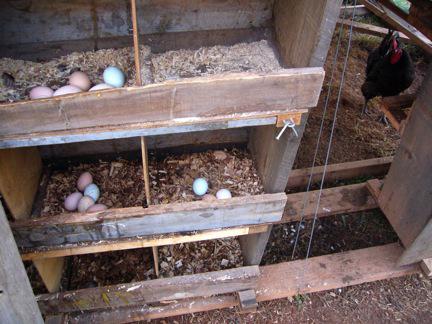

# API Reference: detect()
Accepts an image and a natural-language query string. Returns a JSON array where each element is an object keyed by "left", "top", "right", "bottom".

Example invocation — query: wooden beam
[
  {"left": 0, "top": 147, "right": 64, "bottom": 292},
  {"left": 0, "top": 68, "right": 324, "bottom": 148},
  {"left": 340, "top": 5, "right": 370, "bottom": 17},
  {"left": 237, "top": 289, "right": 258, "bottom": 313},
  {"left": 420, "top": 258, "right": 432, "bottom": 277},
  {"left": 19, "top": 182, "right": 376, "bottom": 261},
  {"left": 12, "top": 193, "right": 287, "bottom": 248},
  {"left": 0, "top": 202, "right": 44, "bottom": 324},
  {"left": 379, "top": 65, "right": 432, "bottom": 265},
  {"left": 60, "top": 244, "right": 419, "bottom": 322},
  {"left": 337, "top": 19, "right": 412, "bottom": 43},
  {"left": 360, "top": 0, "right": 432, "bottom": 55},
  {"left": 37, "top": 266, "right": 260, "bottom": 314},
  {"left": 0, "top": 147, "right": 42, "bottom": 219},
  {"left": 20, "top": 225, "right": 269, "bottom": 261},
  {"left": 286, "top": 156, "right": 393, "bottom": 190}
]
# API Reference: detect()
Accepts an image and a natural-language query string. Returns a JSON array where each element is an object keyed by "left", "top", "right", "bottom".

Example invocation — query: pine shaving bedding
[
  {"left": 0, "top": 40, "right": 281, "bottom": 102},
  {"left": 151, "top": 40, "right": 281, "bottom": 82},
  {"left": 0, "top": 45, "right": 151, "bottom": 102},
  {"left": 149, "top": 148, "right": 264, "bottom": 204}
]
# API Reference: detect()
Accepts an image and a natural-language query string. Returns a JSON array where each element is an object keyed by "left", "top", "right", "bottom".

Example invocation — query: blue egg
[
  {"left": 103, "top": 66, "right": 125, "bottom": 88},
  {"left": 193, "top": 178, "right": 208, "bottom": 196},
  {"left": 84, "top": 183, "right": 100, "bottom": 202}
]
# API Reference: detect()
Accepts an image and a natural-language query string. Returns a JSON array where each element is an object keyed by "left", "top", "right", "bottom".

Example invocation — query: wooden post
[
  {"left": 0, "top": 201, "right": 44, "bottom": 324},
  {"left": 240, "top": 0, "right": 341, "bottom": 266},
  {"left": 0, "top": 147, "right": 64, "bottom": 292},
  {"left": 378, "top": 65, "right": 432, "bottom": 266}
]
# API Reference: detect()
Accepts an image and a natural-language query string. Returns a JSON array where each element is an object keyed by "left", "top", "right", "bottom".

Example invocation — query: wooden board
[
  {"left": 60, "top": 243, "right": 419, "bottom": 322},
  {"left": 12, "top": 193, "right": 287, "bottom": 248},
  {"left": 360, "top": 0, "right": 432, "bottom": 55},
  {"left": 274, "top": 0, "right": 342, "bottom": 67},
  {"left": 0, "top": 147, "right": 42, "bottom": 220},
  {"left": 0, "top": 202, "right": 44, "bottom": 324},
  {"left": 379, "top": 65, "right": 432, "bottom": 265},
  {"left": 0, "top": 68, "right": 324, "bottom": 148},
  {"left": 286, "top": 156, "right": 393, "bottom": 190},
  {"left": 337, "top": 19, "right": 412, "bottom": 43},
  {"left": 37, "top": 265, "right": 260, "bottom": 314},
  {"left": 19, "top": 182, "right": 377, "bottom": 260},
  {"left": 20, "top": 225, "right": 269, "bottom": 261}
]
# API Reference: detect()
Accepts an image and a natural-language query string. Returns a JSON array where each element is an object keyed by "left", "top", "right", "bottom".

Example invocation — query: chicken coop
[{"left": 1, "top": 0, "right": 431, "bottom": 323}]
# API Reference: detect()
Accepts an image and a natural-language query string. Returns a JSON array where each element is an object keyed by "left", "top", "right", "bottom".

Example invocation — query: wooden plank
[
  {"left": 0, "top": 202, "right": 44, "bottom": 324},
  {"left": 19, "top": 182, "right": 376, "bottom": 260},
  {"left": 37, "top": 266, "right": 260, "bottom": 314},
  {"left": 0, "top": 147, "right": 64, "bottom": 293},
  {"left": 65, "top": 243, "right": 419, "bottom": 322},
  {"left": 33, "top": 258, "right": 65, "bottom": 293},
  {"left": 38, "top": 128, "right": 249, "bottom": 159},
  {"left": 237, "top": 289, "right": 258, "bottom": 313},
  {"left": 20, "top": 225, "right": 269, "bottom": 261},
  {"left": 0, "top": 147, "right": 42, "bottom": 219},
  {"left": 286, "top": 156, "right": 393, "bottom": 190},
  {"left": 337, "top": 19, "right": 412, "bottom": 43},
  {"left": 276, "top": 113, "right": 303, "bottom": 127},
  {"left": 360, "top": 0, "right": 432, "bottom": 55},
  {"left": 12, "top": 193, "right": 287, "bottom": 248},
  {"left": 379, "top": 65, "right": 432, "bottom": 265},
  {"left": 131, "top": 0, "right": 142, "bottom": 87},
  {"left": 275, "top": 0, "right": 342, "bottom": 67},
  {"left": 420, "top": 258, "right": 432, "bottom": 277},
  {"left": 0, "top": 68, "right": 324, "bottom": 144},
  {"left": 1, "top": 115, "right": 276, "bottom": 149},
  {"left": 341, "top": 5, "right": 370, "bottom": 17}
]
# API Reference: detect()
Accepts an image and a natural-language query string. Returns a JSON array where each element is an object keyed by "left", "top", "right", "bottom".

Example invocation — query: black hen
[{"left": 361, "top": 30, "right": 415, "bottom": 115}]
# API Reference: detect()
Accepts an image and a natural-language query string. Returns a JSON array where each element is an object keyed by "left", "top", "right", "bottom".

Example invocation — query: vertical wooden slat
[
  {"left": 0, "top": 147, "right": 64, "bottom": 292},
  {"left": 131, "top": 0, "right": 142, "bottom": 86},
  {"left": 0, "top": 201, "right": 44, "bottom": 324},
  {"left": 378, "top": 65, "right": 432, "bottom": 265}
]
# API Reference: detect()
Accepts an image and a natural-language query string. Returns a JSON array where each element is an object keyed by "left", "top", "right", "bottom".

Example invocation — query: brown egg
[
  {"left": 69, "top": 71, "right": 91, "bottom": 91},
  {"left": 64, "top": 192, "right": 83, "bottom": 211},
  {"left": 202, "top": 194, "right": 217, "bottom": 201},
  {"left": 87, "top": 204, "right": 108, "bottom": 213},
  {"left": 77, "top": 172, "right": 93, "bottom": 192},
  {"left": 77, "top": 196, "right": 95, "bottom": 212}
]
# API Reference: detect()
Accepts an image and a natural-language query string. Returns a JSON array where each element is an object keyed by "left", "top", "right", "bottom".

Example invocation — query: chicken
[{"left": 361, "top": 30, "right": 415, "bottom": 116}]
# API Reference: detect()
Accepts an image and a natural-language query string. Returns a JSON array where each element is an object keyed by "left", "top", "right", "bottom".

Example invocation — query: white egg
[
  {"left": 29, "top": 86, "right": 54, "bottom": 100},
  {"left": 192, "top": 178, "right": 208, "bottom": 196},
  {"left": 84, "top": 183, "right": 100, "bottom": 202},
  {"left": 89, "top": 83, "right": 114, "bottom": 91},
  {"left": 216, "top": 189, "right": 232, "bottom": 200},
  {"left": 69, "top": 71, "right": 91, "bottom": 91},
  {"left": 53, "top": 85, "right": 82, "bottom": 97},
  {"left": 103, "top": 66, "right": 125, "bottom": 88}
]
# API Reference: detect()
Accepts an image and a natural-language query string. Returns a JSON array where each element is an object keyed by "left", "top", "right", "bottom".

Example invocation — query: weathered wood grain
[
  {"left": 379, "top": 65, "right": 432, "bottom": 265},
  {"left": 64, "top": 244, "right": 419, "bottom": 323},
  {"left": 12, "top": 193, "right": 287, "bottom": 248},
  {"left": 37, "top": 265, "right": 260, "bottom": 314},
  {"left": 0, "top": 69, "right": 323, "bottom": 148},
  {"left": 0, "top": 202, "right": 44, "bottom": 324}
]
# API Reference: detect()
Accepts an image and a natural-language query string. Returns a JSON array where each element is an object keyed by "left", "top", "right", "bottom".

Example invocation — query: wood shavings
[
  {"left": 157, "top": 238, "right": 244, "bottom": 278},
  {"left": 41, "top": 158, "right": 145, "bottom": 217},
  {"left": 0, "top": 45, "right": 151, "bottom": 102},
  {"left": 151, "top": 40, "right": 282, "bottom": 82},
  {"left": 149, "top": 148, "right": 264, "bottom": 204}
]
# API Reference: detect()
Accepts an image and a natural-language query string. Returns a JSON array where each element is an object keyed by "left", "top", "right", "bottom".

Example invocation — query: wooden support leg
[
  {"left": 420, "top": 259, "right": 432, "bottom": 278},
  {"left": 0, "top": 201, "right": 44, "bottom": 324},
  {"left": 0, "top": 147, "right": 64, "bottom": 292},
  {"left": 241, "top": 115, "right": 307, "bottom": 265}
]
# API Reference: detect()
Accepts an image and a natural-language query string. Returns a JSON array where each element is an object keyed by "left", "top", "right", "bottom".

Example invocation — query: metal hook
[{"left": 276, "top": 118, "right": 298, "bottom": 140}]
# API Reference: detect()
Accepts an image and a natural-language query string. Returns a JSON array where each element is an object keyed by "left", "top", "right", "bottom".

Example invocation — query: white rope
[{"left": 290, "top": 2, "right": 350, "bottom": 260}]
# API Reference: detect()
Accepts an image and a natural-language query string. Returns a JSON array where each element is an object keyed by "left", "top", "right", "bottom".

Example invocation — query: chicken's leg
[{"left": 361, "top": 99, "right": 369, "bottom": 116}]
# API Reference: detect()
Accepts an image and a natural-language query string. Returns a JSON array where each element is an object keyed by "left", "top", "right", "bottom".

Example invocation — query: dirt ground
[{"left": 24, "top": 17, "right": 432, "bottom": 323}]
